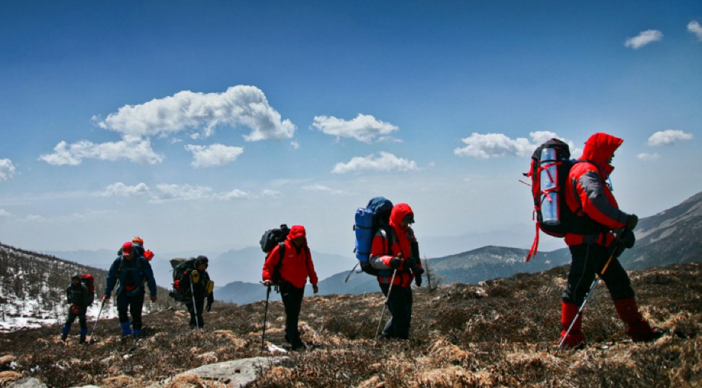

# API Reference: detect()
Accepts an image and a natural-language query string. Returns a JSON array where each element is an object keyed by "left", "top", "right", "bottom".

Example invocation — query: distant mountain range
[
  {"left": 218, "top": 189, "right": 702, "bottom": 304},
  {"left": 8, "top": 189, "right": 702, "bottom": 308}
]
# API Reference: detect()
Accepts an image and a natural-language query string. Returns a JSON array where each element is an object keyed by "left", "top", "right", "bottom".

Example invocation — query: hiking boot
[{"left": 60, "top": 326, "right": 70, "bottom": 342}]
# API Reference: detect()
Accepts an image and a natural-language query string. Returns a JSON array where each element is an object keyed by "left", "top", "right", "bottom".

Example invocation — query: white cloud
[
  {"left": 332, "top": 152, "right": 418, "bottom": 174},
  {"left": 262, "top": 189, "right": 281, "bottom": 197},
  {"left": 0, "top": 209, "right": 12, "bottom": 218},
  {"left": 625, "top": 30, "right": 663, "bottom": 49},
  {"left": 213, "top": 189, "right": 250, "bottom": 200},
  {"left": 0, "top": 159, "right": 16, "bottom": 181},
  {"left": 312, "top": 114, "right": 399, "bottom": 143},
  {"left": 688, "top": 21, "right": 702, "bottom": 41},
  {"left": 454, "top": 131, "right": 572, "bottom": 159},
  {"left": 647, "top": 129, "right": 694, "bottom": 146},
  {"left": 96, "top": 182, "right": 152, "bottom": 197},
  {"left": 95, "top": 85, "right": 295, "bottom": 141},
  {"left": 152, "top": 184, "right": 249, "bottom": 202},
  {"left": 185, "top": 144, "right": 244, "bottom": 168},
  {"left": 637, "top": 153, "right": 661, "bottom": 161},
  {"left": 39, "top": 137, "right": 163, "bottom": 166},
  {"left": 302, "top": 184, "right": 344, "bottom": 195}
]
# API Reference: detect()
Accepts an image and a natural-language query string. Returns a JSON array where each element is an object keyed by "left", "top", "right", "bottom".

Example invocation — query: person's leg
[
  {"left": 380, "top": 283, "right": 408, "bottom": 339},
  {"left": 78, "top": 308, "right": 88, "bottom": 343},
  {"left": 117, "top": 294, "right": 132, "bottom": 337},
  {"left": 601, "top": 260, "right": 659, "bottom": 342},
  {"left": 195, "top": 298, "right": 206, "bottom": 329},
  {"left": 130, "top": 294, "right": 145, "bottom": 336},
  {"left": 559, "top": 244, "right": 601, "bottom": 348},
  {"left": 61, "top": 310, "right": 77, "bottom": 341},
  {"left": 393, "top": 287, "right": 413, "bottom": 339},
  {"left": 281, "top": 283, "right": 304, "bottom": 348}
]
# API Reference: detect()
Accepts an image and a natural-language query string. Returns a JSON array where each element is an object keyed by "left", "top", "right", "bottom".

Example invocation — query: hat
[
  {"left": 195, "top": 255, "right": 209, "bottom": 266},
  {"left": 132, "top": 236, "right": 144, "bottom": 245},
  {"left": 122, "top": 242, "right": 133, "bottom": 255},
  {"left": 72, "top": 274, "right": 81, "bottom": 281}
]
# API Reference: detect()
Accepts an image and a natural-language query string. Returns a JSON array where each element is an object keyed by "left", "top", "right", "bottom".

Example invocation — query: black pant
[
  {"left": 280, "top": 283, "right": 305, "bottom": 346},
  {"left": 116, "top": 292, "right": 145, "bottom": 330},
  {"left": 65, "top": 306, "right": 87, "bottom": 330},
  {"left": 379, "top": 284, "right": 413, "bottom": 339},
  {"left": 563, "top": 244, "right": 635, "bottom": 306},
  {"left": 186, "top": 298, "right": 206, "bottom": 328}
]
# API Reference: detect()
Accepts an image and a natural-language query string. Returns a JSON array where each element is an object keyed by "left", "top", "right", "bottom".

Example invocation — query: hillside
[
  {"left": 1, "top": 262, "right": 700, "bottom": 387},
  {"left": 0, "top": 243, "right": 174, "bottom": 332}
]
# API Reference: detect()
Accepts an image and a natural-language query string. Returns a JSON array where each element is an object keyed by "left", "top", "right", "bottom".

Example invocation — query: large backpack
[
  {"left": 260, "top": 224, "right": 290, "bottom": 284},
  {"left": 80, "top": 273, "right": 95, "bottom": 306},
  {"left": 524, "top": 138, "right": 603, "bottom": 261},
  {"left": 354, "top": 197, "right": 394, "bottom": 276},
  {"left": 169, "top": 258, "right": 197, "bottom": 302}
]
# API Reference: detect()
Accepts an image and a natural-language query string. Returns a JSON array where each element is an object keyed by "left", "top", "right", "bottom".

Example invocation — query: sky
[{"left": 1, "top": 0, "right": 701, "bottom": 261}]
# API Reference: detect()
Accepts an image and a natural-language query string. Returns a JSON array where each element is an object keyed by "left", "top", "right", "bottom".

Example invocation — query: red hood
[
  {"left": 580, "top": 132, "right": 622, "bottom": 176},
  {"left": 287, "top": 225, "right": 306, "bottom": 241},
  {"left": 390, "top": 203, "right": 414, "bottom": 231}
]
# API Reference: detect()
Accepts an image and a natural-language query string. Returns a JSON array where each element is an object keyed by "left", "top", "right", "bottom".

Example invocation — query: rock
[
  {"left": 7, "top": 377, "right": 47, "bottom": 388},
  {"left": 148, "top": 356, "right": 293, "bottom": 388}
]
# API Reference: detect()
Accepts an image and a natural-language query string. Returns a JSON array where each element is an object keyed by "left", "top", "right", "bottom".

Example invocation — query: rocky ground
[{"left": 1, "top": 263, "right": 701, "bottom": 387}]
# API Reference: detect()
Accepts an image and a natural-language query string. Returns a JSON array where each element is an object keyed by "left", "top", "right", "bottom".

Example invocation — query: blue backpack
[{"left": 354, "top": 197, "right": 394, "bottom": 276}]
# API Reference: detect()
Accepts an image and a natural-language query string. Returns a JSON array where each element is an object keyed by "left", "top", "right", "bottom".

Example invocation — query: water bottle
[{"left": 540, "top": 147, "right": 560, "bottom": 226}]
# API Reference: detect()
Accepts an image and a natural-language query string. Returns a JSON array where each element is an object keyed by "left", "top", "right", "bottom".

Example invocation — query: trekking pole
[
  {"left": 261, "top": 284, "right": 272, "bottom": 351},
  {"left": 88, "top": 301, "right": 105, "bottom": 344},
  {"left": 375, "top": 269, "right": 398, "bottom": 339},
  {"left": 344, "top": 262, "right": 359, "bottom": 283},
  {"left": 555, "top": 237, "right": 623, "bottom": 355},
  {"left": 189, "top": 272, "right": 200, "bottom": 330}
]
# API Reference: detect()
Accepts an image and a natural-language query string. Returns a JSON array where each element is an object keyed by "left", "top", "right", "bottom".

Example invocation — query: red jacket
[
  {"left": 565, "top": 133, "right": 630, "bottom": 247},
  {"left": 369, "top": 203, "right": 420, "bottom": 288},
  {"left": 262, "top": 225, "right": 318, "bottom": 289}
]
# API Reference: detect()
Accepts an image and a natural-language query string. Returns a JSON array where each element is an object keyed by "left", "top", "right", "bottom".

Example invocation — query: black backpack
[
  {"left": 169, "top": 258, "right": 196, "bottom": 302},
  {"left": 260, "top": 224, "right": 290, "bottom": 284},
  {"left": 524, "top": 138, "right": 604, "bottom": 261}
]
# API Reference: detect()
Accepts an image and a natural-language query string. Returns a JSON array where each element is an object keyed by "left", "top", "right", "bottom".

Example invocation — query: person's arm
[
  {"left": 103, "top": 260, "right": 118, "bottom": 301},
  {"left": 142, "top": 259, "right": 158, "bottom": 301},
  {"left": 262, "top": 244, "right": 282, "bottom": 284},
  {"left": 576, "top": 170, "right": 629, "bottom": 230}
]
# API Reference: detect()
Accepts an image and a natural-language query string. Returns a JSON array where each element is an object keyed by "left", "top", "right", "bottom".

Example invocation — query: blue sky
[{"left": 1, "top": 1, "right": 701, "bottom": 260}]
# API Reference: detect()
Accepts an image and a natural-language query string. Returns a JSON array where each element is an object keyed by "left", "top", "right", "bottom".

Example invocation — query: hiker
[
  {"left": 102, "top": 241, "right": 158, "bottom": 337},
  {"left": 60, "top": 274, "right": 91, "bottom": 343},
  {"left": 177, "top": 255, "right": 215, "bottom": 329},
  {"left": 370, "top": 203, "right": 423, "bottom": 340},
  {"left": 262, "top": 225, "right": 319, "bottom": 350},
  {"left": 559, "top": 132, "right": 663, "bottom": 348}
]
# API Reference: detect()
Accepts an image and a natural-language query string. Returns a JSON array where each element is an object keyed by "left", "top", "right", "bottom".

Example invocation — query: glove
[
  {"left": 206, "top": 300, "right": 213, "bottom": 312},
  {"left": 101, "top": 294, "right": 109, "bottom": 302},
  {"left": 389, "top": 257, "right": 403, "bottom": 269},
  {"left": 410, "top": 265, "right": 425, "bottom": 276},
  {"left": 415, "top": 275, "right": 422, "bottom": 287},
  {"left": 626, "top": 214, "right": 639, "bottom": 230},
  {"left": 312, "top": 284, "right": 319, "bottom": 294},
  {"left": 621, "top": 229, "right": 636, "bottom": 249},
  {"left": 150, "top": 295, "right": 158, "bottom": 302},
  {"left": 71, "top": 304, "right": 80, "bottom": 314}
]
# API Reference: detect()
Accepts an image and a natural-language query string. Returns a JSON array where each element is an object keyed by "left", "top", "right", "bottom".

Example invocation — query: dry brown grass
[{"left": 0, "top": 263, "right": 700, "bottom": 388}]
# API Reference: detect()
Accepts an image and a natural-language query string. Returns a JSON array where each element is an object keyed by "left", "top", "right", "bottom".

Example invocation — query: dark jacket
[
  {"left": 104, "top": 255, "right": 158, "bottom": 297},
  {"left": 178, "top": 267, "right": 214, "bottom": 304},
  {"left": 565, "top": 133, "right": 631, "bottom": 247},
  {"left": 66, "top": 283, "right": 91, "bottom": 306}
]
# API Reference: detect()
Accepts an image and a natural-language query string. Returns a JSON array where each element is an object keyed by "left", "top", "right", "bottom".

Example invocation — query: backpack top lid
[
  {"left": 531, "top": 138, "right": 571, "bottom": 161},
  {"left": 260, "top": 224, "right": 290, "bottom": 253},
  {"left": 367, "top": 197, "right": 393, "bottom": 216}
]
